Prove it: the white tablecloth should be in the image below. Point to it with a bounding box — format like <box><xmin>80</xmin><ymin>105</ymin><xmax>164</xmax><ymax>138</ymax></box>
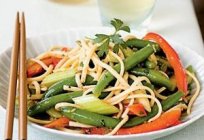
<box><xmin>0</xmin><ymin>0</ymin><xmax>204</xmax><ymax>139</ymax></box>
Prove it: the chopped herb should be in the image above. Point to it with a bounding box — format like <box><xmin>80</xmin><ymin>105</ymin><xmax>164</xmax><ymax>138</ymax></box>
<box><xmin>93</xmin><ymin>18</ymin><xmax>130</xmax><ymax>57</ymax></box>
<box><xmin>93</xmin><ymin>34</ymin><xmax>109</xmax><ymax>43</ymax></box>
<box><xmin>97</xmin><ymin>38</ymin><xmax>110</xmax><ymax>57</ymax></box>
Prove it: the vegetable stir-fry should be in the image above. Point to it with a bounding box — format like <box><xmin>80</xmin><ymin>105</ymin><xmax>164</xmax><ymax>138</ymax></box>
<box><xmin>26</xmin><ymin>19</ymin><xmax>200</xmax><ymax>135</ymax></box>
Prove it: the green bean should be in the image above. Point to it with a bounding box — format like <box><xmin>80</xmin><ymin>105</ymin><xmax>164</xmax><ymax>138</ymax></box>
<box><xmin>142</xmin><ymin>82</ymin><xmax>154</xmax><ymax>90</ymax></box>
<box><xmin>97</xmin><ymin>92</ymin><xmax>110</xmax><ymax>99</ymax></box>
<box><xmin>28</xmin><ymin>91</ymin><xmax>83</xmax><ymax>116</ymax></box>
<box><xmin>28</xmin><ymin>91</ymin><xmax>109</xmax><ymax>116</ymax></box>
<box><xmin>60</xmin><ymin>106</ymin><xmax>120</xmax><ymax>128</ymax></box>
<box><xmin>126</xmin><ymin>38</ymin><xmax>160</xmax><ymax>50</ymax></box>
<box><xmin>93</xmin><ymin>45</ymin><xmax>156</xmax><ymax>96</ymax></box>
<box><xmin>160</xmin><ymin>63</ymin><xmax>168</xmax><ymax>72</ymax></box>
<box><xmin>120</xmin><ymin>47</ymin><xmax>134</xmax><ymax>57</ymax></box>
<box><xmin>44</xmin><ymin>75</ymin><xmax>96</xmax><ymax>99</ymax></box>
<box><xmin>43</xmin><ymin>76</ymin><xmax>76</xmax><ymax>99</ymax></box>
<box><xmin>145</xmin><ymin>60</ymin><xmax>157</xmax><ymax>69</ymax></box>
<box><xmin>156</xmin><ymin>55</ymin><xmax>171</xmax><ymax>68</ymax></box>
<box><xmin>131</xmin><ymin>68</ymin><xmax>176</xmax><ymax>91</ymax></box>
<box><xmin>161</xmin><ymin>91</ymin><xmax>183</xmax><ymax>111</ymax></box>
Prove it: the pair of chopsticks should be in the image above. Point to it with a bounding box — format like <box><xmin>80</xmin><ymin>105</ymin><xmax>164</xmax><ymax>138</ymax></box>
<box><xmin>4</xmin><ymin>12</ymin><xmax>27</xmax><ymax>140</ymax></box>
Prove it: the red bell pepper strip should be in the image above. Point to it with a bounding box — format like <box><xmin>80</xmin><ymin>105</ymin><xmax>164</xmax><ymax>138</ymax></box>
<box><xmin>128</xmin><ymin>104</ymin><xmax>147</xmax><ymax>117</ymax></box>
<box><xmin>27</xmin><ymin>57</ymin><xmax>61</xmax><ymax>77</ymax></box>
<box><xmin>143</xmin><ymin>32</ymin><xmax>187</xmax><ymax>94</ymax></box>
<box><xmin>83</xmin><ymin>127</ymin><xmax>109</xmax><ymax>135</ymax></box>
<box><xmin>61</xmin><ymin>47</ymin><xmax>69</xmax><ymax>52</ymax></box>
<box><xmin>44</xmin><ymin>117</ymin><xmax>69</xmax><ymax>128</ymax></box>
<box><xmin>27</xmin><ymin>57</ymin><xmax>53</xmax><ymax>77</ymax></box>
<box><xmin>172</xmin><ymin>120</ymin><xmax>182</xmax><ymax>127</ymax></box>
<box><xmin>116</xmin><ymin>108</ymin><xmax>181</xmax><ymax>135</ymax></box>
<box><xmin>52</xmin><ymin>57</ymin><xmax>61</xmax><ymax>67</ymax></box>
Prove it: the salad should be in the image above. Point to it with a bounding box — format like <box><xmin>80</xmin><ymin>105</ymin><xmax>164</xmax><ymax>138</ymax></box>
<box><xmin>26</xmin><ymin>19</ymin><xmax>200</xmax><ymax>135</ymax></box>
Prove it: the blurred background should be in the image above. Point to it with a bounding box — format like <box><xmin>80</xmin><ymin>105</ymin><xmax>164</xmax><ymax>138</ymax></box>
<box><xmin>193</xmin><ymin>0</ymin><xmax>204</xmax><ymax>40</ymax></box>
<box><xmin>0</xmin><ymin>0</ymin><xmax>203</xmax><ymax>50</ymax></box>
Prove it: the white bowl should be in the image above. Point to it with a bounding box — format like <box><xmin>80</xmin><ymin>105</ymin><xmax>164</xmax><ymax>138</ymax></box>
<box><xmin>1</xmin><ymin>27</ymin><xmax>204</xmax><ymax>140</ymax></box>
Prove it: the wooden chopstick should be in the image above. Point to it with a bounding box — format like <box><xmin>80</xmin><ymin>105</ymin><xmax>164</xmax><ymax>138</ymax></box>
<box><xmin>4</xmin><ymin>12</ymin><xmax>27</xmax><ymax>140</ymax></box>
<box><xmin>4</xmin><ymin>12</ymin><xmax>20</xmax><ymax>140</ymax></box>
<box><xmin>19</xmin><ymin>12</ymin><xmax>27</xmax><ymax>140</ymax></box>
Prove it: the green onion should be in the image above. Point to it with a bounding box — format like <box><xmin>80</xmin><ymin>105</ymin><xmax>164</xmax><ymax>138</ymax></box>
<box><xmin>73</xmin><ymin>94</ymin><xmax>119</xmax><ymax>115</ymax></box>
<box><xmin>186</xmin><ymin>65</ymin><xmax>195</xmax><ymax>84</ymax></box>
<box><xmin>105</xmin><ymin>51</ymin><xmax>118</xmax><ymax>62</ymax></box>
<box><xmin>41</xmin><ymin>69</ymin><xmax>75</xmax><ymax>87</ymax></box>
<box><xmin>46</xmin><ymin>108</ymin><xmax>62</xmax><ymax>118</ymax></box>
<box><xmin>120</xmin><ymin>47</ymin><xmax>134</xmax><ymax>57</ymax></box>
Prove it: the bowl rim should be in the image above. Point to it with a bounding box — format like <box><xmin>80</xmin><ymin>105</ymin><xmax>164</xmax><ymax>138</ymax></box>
<box><xmin>1</xmin><ymin>27</ymin><xmax>204</xmax><ymax>139</ymax></box>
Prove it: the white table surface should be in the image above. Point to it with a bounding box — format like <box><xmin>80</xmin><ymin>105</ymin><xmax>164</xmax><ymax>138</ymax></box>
<box><xmin>0</xmin><ymin>0</ymin><xmax>204</xmax><ymax>140</ymax></box>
